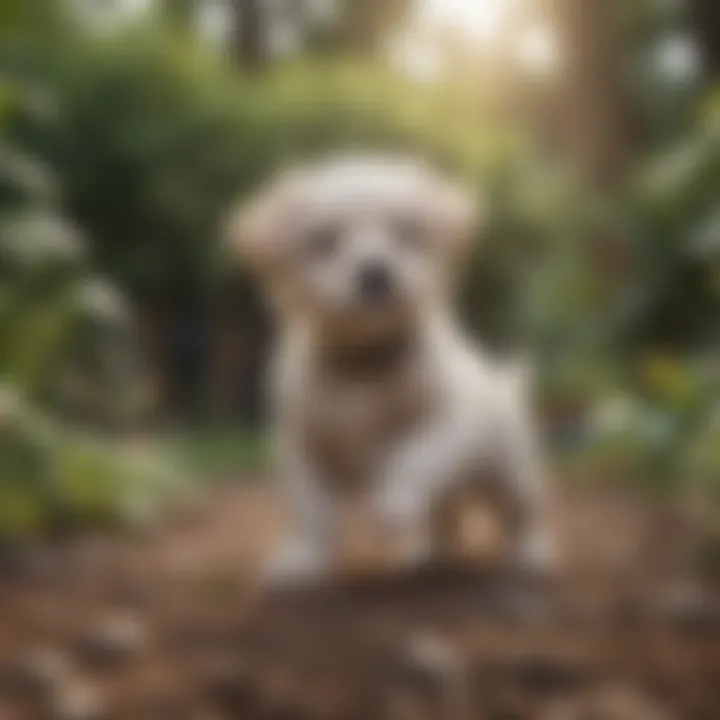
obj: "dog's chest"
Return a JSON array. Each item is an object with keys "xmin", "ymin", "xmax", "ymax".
[{"xmin": 302, "ymin": 369, "xmax": 430, "ymax": 492}]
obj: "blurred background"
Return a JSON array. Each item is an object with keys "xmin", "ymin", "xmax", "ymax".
[
  {"xmin": 1, "ymin": 0, "xmax": 719, "ymax": 537},
  {"xmin": 1, "ymin": 2, "xmax": 720, "ymax": 718}
]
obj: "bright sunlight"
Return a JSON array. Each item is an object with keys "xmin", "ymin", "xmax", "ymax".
[
  {"xmin": 393, "ymin": 0, "xmax": 560, "ymax": 82},
  {"xmin": 418, "ymin": 0, "xmax": 510, "ymax": 43}
]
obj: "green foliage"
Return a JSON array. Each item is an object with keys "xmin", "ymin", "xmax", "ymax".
[
  {"xmin": 0, "ymin": 2, "xmax": 717, "ymax": 502},
  {"xmin": 623, "ymin": 95, "xmax": 720, "ymax": 349},
  {"xmin": 565, "ymin": 355, "xmax": 720, "ymax": 490},
  {"xmin": 165, "ymin": 424, "xmax": 270, "ymax": 479},
  {"xmin": 15, "ymin": 32, "xmax": 252, "ymax": 293},
  {"xmin": 0, "ymin": 27, "xmax": 522, "ymax": 294},
  {"xmin": 525, "ymin": 96, "xmax": 719, "ymax": 492},
  {"xmin": 0, "ymin": 179, "xmax": 137, "ymax": 416},
  {"xmin": 0, "ymin": 385, "xmax": 182, "ymax": 538},
  {"xmin": 0, "ymin": 0, "xmax": 69, "ymax": 43},
  {"xmin": 0, "ymin": 65, "xmax": 183, "ymax": 538},
  {"xmin": 0, "ymin": 207, "xmax": 180, "ymax": 537}
]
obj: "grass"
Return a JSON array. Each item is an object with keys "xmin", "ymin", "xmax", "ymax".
[{"xmin": 163, "ymin": 424, "xmax": 271, "ymax": 480}]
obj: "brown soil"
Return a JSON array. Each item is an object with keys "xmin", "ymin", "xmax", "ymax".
[{"xmin": 1, "ymin": 484, "xmax": 719, "ymax": 720}]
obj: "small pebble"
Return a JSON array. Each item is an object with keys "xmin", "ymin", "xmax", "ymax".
[
  {"xmin": 79, "ymin": 610, "xmax": 147, "ymax": 666},
  {"xmin": 2, "ymin": 647, "xmax": 71, "ymax": 697},
  {"xmin": 396, "ymin": 633, "xmax": 469, "ymax": 719},
  {"xmin": 202, "ymin": 655, "xmax": 257, "ymax": 713},
  {"xmin": 652, "ymin": 583, "xmax": 720, "ymax": 632},
  {"xmin": 52, "ymin": 678, "xmax": 105, "ymax": 720},
  {"xmin": 404, "ymin": 633, "xmax": 463, "ymax": 678},
  {"xmin": 592, "ymin": 686, "xmax": 674, "ymax": 720}
]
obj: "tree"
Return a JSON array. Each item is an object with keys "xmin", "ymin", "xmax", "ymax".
[
  {"xmin": 690, "ymin": 0, "xmax": 720, "ymax": 78},
  {"xmin": 160, "ymin": 0, "xmax": 197, "ymax": 36},
  {"xmin": 551, "ymin": 0, "xmax": 634, "ymax": 188},
  {"xmin": 230, "ymin": 0, "xmax": 266, "ymax": 69},
  {"xmin": 328, "ymin": 0, "xmax": 412, "ymax": 56}
]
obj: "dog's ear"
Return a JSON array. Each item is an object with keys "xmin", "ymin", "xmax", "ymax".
[{"xmin": 225, "ymin": 170, "xmax": 304, "ymax": 275}]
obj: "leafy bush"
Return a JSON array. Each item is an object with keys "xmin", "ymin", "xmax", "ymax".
[
  {"xmin": 0, "ymin": 384, "xmax": 181, "ymax": 538},
  {"xmin": 1, "ymin": 14, "xmax": 718, "ymax": 499},
  {"xmin": 1, "ymin": 28, "xmax": 523, "ymax": 296},
  {"xmin": 0, "ymin": 72, "xmax": 183, "ymax": 537}
]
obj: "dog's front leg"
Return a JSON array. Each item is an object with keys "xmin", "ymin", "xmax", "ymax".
[
  {"xmin": 374, "ymin": 412, "xmax": 479, "ymax": 567},
  {"xmin": 264, "ymin": 433, "xmax": 335, "ymax": 586}
]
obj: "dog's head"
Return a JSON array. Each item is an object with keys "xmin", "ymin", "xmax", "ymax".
[{"xmin": 229, "ymin": 155, "xmax": 479, "ymax": 339}]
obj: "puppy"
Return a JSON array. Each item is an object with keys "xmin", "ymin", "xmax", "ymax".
[{"xmin": 229, "ymin": 155, "xmax": 556, "ymax": 584}]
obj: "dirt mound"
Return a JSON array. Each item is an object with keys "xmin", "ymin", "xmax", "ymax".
[{"xmin": 1, "ymin": 485, "xmax": 719, "ymax": 720}]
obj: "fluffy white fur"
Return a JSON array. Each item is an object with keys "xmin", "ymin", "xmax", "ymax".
[{"xmin": 230, "ymin": 155, "xmax": 556, "ymax": 584}]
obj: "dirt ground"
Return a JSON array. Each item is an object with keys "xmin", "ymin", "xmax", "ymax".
[{"xmin": 1, "ymin": 483, "xmax": 719, "ymax": 720}]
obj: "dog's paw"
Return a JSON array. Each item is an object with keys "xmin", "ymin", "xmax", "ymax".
[{"xmin": 261, "ymin": 540, "xmax": 331, "ymax": 589}]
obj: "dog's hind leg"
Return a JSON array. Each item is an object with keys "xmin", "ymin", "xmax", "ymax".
[{"xmin": 494, "ymin": 413, "xmax": 558, "ymax": 578}]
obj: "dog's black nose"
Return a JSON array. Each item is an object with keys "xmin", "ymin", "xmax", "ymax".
[{"xmin": 357, "ymin": 262, "xmax": 394, "ymax": 303}]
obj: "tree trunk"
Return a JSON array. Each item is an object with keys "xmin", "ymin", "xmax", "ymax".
[
  {"xmin": 552, "ymin": 0, "xmax": 634, "ymax": 188},
  {"xmin": 230, "ymin": 0, "xmax": 266, "ymax": 69},
  {"xmin": 690, "ymin": 0, "xmax": 720, "ymax": 79}
]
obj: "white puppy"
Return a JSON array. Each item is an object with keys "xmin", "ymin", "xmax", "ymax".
[{"xmin": 230, "ymin": 155, "xmax": 556, "ymax": 584}]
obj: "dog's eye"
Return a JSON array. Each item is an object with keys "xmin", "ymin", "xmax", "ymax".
[
  {"xmin": 304, "ymin": 224, "xmax": 339, "ymax": 260},
  {"xmin": 394, "ymin": 217, "xmax": 429, "ymax": 250}
]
